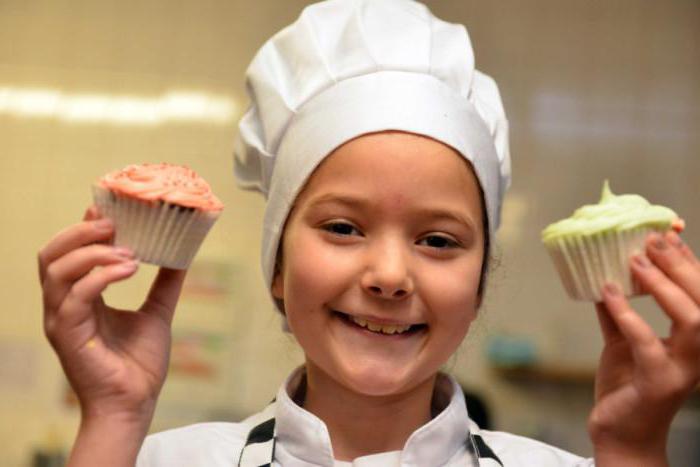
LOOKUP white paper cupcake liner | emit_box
[544,226,667,301]
[92,185,220,269]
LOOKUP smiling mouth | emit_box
[333,310,427,336]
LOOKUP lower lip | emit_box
[334,311,426,340]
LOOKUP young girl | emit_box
[38,1,700,465]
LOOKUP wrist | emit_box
[80,398,156,427]
[80,407,154,436]
[593,439,668,467]
[68,408,155,467]
[588,409,671,467]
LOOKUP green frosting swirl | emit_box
[541,181,679,243]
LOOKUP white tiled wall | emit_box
[1,1,698,465]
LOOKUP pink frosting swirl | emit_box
[98,163,224,212]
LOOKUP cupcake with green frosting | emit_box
[541,181,685,301]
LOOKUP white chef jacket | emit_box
[136,367,595,466]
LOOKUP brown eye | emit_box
[323,222,360,236]
[419,235,458,249]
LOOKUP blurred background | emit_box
[1,0,699,465]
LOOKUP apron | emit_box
[237,401,504,467]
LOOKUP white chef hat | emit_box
[234,0,511,298]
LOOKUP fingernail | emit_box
[117,260,138,271]
[113,246,134,258]
[651,233,666,250]
[667,231,683,248]
[603,283,620,296]
[633,254,651,268]
[94,218,113,230]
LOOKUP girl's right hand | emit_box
[38,206,187,424]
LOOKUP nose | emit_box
[361,239,414,300]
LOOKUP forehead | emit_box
[296,132,483,212]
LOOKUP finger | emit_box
[631,251,700,343]
[39,206,102,284]
[55,261,140,330]
[601,283,668,375]
[42,244,135,312]
[38,217,115,284]
[140,268,187,324]
[595,301,624,344]
[82,205,100,222]
[667,230,700,265]
[646,231,700,305]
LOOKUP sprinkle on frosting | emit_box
[541,180,681,243]
[97,163,224,212]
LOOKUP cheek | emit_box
[282,231,352,310]
[421,255,482,324]
[428,260,481,362]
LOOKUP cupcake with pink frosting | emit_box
[92,163,224,269]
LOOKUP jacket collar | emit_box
[273,367,471,466]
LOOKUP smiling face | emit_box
[272,131,485,397]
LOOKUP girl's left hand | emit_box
[589,230,700,464]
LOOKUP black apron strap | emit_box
[468,432,504,466]
[237,402,277,467]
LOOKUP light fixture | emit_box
[0,86,237,126]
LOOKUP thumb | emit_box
[140,267,187,324]
[595,300,624,345]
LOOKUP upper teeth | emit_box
[350,316,413,335]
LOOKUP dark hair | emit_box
[476,188,490,299]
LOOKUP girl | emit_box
[38,1,700,465]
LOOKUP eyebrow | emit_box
[307,193,477,232]
[307,193,369,210]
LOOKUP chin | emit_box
[335,360,431,398]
